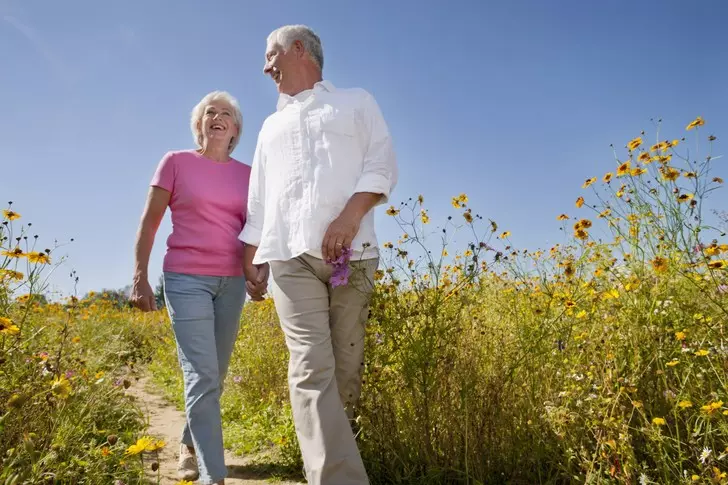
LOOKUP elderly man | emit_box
[240,24,397,485]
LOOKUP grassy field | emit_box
[2,118,728,484]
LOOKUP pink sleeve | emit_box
[150,152,175,192]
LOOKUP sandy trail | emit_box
[127,376,304,485]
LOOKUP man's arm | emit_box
[321,92,398,262]
[240,137,269,300]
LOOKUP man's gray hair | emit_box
[190,90,243,154]
[267,24,324,70]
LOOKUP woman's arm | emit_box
[130,186,171,311]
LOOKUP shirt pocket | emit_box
[317,105,356,138]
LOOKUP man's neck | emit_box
[283,69,323,97]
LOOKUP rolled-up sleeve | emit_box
[239,138,266,246]
[354,92,398,204]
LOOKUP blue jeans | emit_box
[163,271,246,484]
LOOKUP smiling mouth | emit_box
[211,123,225,131]
[271,68,281,83]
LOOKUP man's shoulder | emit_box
[329,85,375,106]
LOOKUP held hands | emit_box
[130,274,157,312]
[244,263,269,301]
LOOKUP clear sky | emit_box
[2,0,727,298]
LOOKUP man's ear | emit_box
[293,39,305,59]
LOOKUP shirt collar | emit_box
[276,80,335,111]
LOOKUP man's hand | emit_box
[322,213,360,262]
[130,274,157,312]
[242,244,268,301]
[321,192,382,262]
[244,263,269,301]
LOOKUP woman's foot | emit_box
[177,443,199,480]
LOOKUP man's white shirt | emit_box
[240,80,398,265]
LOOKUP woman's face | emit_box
[199,100,238,149]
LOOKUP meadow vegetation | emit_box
[2,117,727,484]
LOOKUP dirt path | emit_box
[127,376,304,485]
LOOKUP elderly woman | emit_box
[130,90,253,485]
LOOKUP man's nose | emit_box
[263,62,272,75]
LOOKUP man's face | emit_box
[264,41,297,94]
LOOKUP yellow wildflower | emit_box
[627,137,642,150]
[582,177,597,189]
[0,317,20,335]
[686,116,705,130]
[652,417,666,426]
[2,209,20,221]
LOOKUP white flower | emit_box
[700,447,711,464]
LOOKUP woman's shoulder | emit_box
[229,157,252,174]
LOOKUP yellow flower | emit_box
[683,171,697,178]
[574,228,589,240]
[463,211,473,223]
[574,219,592,229]
[0,317,20,335]
[125,436,165,455]
[71,336,81,344]
[575,310,587,319]
[651,257,668,273]
[713,177,724,184]
[638,152,652,163]
[26,252,51,264]
[101,446,111,457]
[417,194,424,204]
[627,137,642,150]
[651,141,670,152]
[686,116,705,130]
[95,371,105,379]
[385,206,399,216]
[617,161,631,177]
[420,210,430,224]
[603,172,613,183]
[694,349,709,357]
[442,249,448,257]
[700,401,723,415]
[598,209,611,218]
[678,400,693,409]
[602,289,619,300]
[175,481,195,485]
[2,209,20,221]
[1,248,25,259]
[383,242,393,249]
[631,167,647,177]
[652,417,666,426]
[708,260,727,270]
[557,214,569,221]
[666,359,679,367]
[677,193,694,203]
[582,177,597,189]
[575,196,585,208]
[499,231,511,239]
[51,376,72,399]
[564,300,576,308]
[0,269,24,281]
[675,331,686,341]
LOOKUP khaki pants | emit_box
[269,253,377,485]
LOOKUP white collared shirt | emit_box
[239,80,398,265]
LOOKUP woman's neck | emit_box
[199,144,230,163]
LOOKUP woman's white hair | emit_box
[267,24,324,70]
[190,91,243,154]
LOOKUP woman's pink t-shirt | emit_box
[150,150,251,277]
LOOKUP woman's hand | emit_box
[130,274,157,311]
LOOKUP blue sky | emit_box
[2,0,727,297]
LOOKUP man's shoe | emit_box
[177,443,199,481]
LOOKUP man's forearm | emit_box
[342,192,383,221]
[243,244,258,269]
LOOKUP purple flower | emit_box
[328,247,353,287]
[65,370,74,379]
[718,284,728,294]
[330,269,349,287]
[233,376,242,384]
